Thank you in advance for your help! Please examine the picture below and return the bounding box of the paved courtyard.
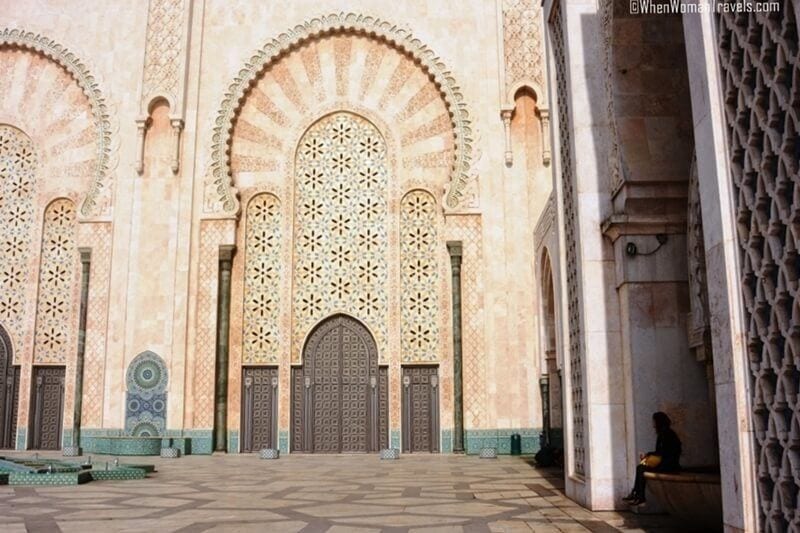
[0,452,682,532]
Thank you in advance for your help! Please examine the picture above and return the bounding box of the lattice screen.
[292,112,388,357]
[33,199,78,364]
[400,190,439,362]
[0,126,37,359]
[550,1,586,476]
[716,3,799,529]
[243,193,282,364]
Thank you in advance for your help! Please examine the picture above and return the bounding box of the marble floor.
[0,452,682,532]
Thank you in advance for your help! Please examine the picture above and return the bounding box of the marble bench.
[644,467,722,531]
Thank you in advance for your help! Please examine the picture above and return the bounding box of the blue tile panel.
[15,427,26,450]
[183,429,213,454]
[441,428,453,453]
[228,430,239,454]
[390,429,400,450]
[463,428,542,455]
[278,430,289,454]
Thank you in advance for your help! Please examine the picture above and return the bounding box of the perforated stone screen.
[716,3,799,529]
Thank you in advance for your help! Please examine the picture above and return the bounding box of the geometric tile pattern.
[0,125,37,362]
[0,452,682,532]
[550,1,586,477]
[502,0,544,90]
[194,220,228,428]
[125,351,168,437]
[33,199,78,364]
[243,194,282,364]
[80,222,112,428]
[292,112,388,359]
[716,3,799,529]
[400,190,439,362]
[448,216,487,429]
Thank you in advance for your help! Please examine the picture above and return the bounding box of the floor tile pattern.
[0,452,682,532]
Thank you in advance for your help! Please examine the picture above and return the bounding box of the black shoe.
[630,497,646,506]
[622,492,637,503]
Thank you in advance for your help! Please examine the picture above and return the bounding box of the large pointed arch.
[0,28,116,218]
[207,12,475,215]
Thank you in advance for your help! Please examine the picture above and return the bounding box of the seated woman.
[623,411,682,505]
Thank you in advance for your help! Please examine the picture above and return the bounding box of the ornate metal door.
[30,366,64,450]
[292,315,387,453]
[0,327,19,449]
[241,366,278,452]
[402,366,440,453]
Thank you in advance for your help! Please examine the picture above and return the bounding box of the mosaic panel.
[292,112,388,357]
[0,126,37,360]
[551,2,585,476]
[716,3,799,529]
[124,351,168,437]
[33,199,79,364]
[400,191,440,362]
[243,194,282,364]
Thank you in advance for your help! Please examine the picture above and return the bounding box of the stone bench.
[644,467,722,531]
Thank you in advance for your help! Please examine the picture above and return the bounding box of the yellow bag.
[641,454,662,468]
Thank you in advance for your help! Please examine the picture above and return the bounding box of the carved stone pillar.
[214,245,235,452]
[447,241,464,453]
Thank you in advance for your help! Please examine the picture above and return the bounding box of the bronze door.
[30,366,65,450]
[292,315,387,453]
[0,327,19,449]
[402,366,440,453]
[241,366,278,452]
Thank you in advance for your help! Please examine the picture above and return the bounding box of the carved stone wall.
[716,3,799,529]
[79,222,112,428]
[141,0,184,107]
[0,126,37,362]
[33,199,79,364]
[550,2,585,476]
[502,0,544,90]
[292,112,389,359]
[447,215,487,429]
[400,190,440,363]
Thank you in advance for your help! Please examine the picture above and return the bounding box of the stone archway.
[291,314,387,453]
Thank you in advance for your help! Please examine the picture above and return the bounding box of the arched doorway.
[291,314,387,453]
[0,326,20,449]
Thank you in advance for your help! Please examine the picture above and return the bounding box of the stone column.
[68,248,91,455]
[214,245,235,452]
[447,242,464,453]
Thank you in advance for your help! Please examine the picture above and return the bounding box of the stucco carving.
[0,29,116,218]
[208,12,475,215]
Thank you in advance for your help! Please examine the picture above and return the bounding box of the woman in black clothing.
[623,411,682,505]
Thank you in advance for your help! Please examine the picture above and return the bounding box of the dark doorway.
[30,366,65,450]
[402,366,440,453]
[241,366,278,452]
[291,314,387,453]
[0,327,19,449]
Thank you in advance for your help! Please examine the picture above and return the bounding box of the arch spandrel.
[206,13,477,216]
[0,29,117,219]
